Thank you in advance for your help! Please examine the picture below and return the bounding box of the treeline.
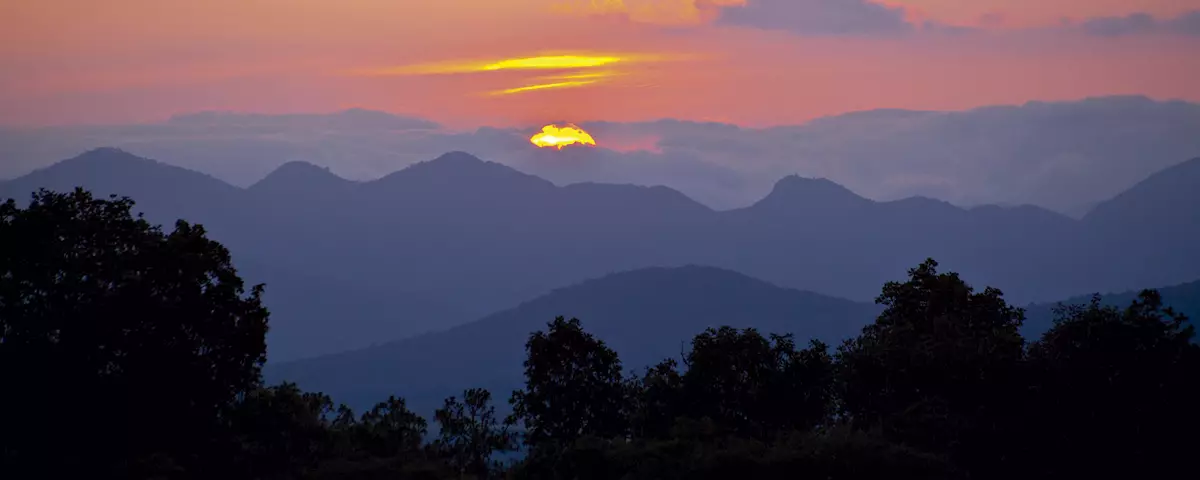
[2,189,1199,480]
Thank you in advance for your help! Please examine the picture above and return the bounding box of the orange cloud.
[552,0,747,25]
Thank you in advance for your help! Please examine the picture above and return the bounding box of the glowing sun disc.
[531,124,597,149]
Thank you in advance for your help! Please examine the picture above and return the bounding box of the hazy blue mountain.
[1084,156,1200,228]
[1079,157,1200,290]
[238,259,473,361]
[249,160,358,198]
[706,176,1082,302]
[266,265,883,413]
[6,98,1199,212]
[4,148,1199,361]
[0,147,245,224]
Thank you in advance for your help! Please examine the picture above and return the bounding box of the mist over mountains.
[3,147,1198,362]
[4,96,1199,215]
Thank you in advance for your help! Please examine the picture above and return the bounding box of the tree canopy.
[0,189,269,478]
[508,317,630,447]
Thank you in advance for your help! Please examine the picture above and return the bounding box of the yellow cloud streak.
[479,55,620,71]
[353,51,699,97]
[354,53,671,77]
[490,80,599,96]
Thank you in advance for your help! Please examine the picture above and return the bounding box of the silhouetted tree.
[1020,291,1200,479]
[0,189,269,478]
[434,388,515,479]
[228,383,341,479]
[681,327,834,439]
[355,396,428,459]
[509,317,630,447]
[836,259,1025,462]
[629,358,685,440]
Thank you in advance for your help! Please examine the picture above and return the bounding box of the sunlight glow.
[530,124,597,149]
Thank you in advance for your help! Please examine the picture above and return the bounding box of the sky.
[2,0,1199,127]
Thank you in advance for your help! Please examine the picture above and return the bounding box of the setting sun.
[530,124,597,149]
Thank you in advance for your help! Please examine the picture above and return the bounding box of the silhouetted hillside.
[266,265,882,412]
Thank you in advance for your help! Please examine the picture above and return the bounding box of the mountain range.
[6,97,1200,214]
[2,148,1198,361]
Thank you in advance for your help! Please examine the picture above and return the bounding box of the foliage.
[227,383,339,479]
[628,358,684,440]
[0,189,269,478]
[433,388,515,478]
[509,422,959,480]
[508,317,631,448]
[836,259,1026,457]
[354,396,429,459]
[680,327,834,440]
[1021,291,1200,479]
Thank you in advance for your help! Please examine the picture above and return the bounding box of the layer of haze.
[2,0,1199,126]
[3,96,1199,217]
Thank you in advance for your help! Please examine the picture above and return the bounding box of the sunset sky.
[2,0,1198,127]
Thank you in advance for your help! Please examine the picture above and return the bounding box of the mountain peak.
[371,152,555,194]
[753,175,871,211]
[250,161,353,193]
[66,147,156,166]
[772,175,857,195]
[1086,156,1200,222]
[430,151,488,167]
[36,148,206,181]
[0,148,238,214]
[381,151,495,180]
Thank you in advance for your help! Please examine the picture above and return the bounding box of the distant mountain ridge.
[3,148,1199,361]
[266,265,884,412]
[6,97,1199,213]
